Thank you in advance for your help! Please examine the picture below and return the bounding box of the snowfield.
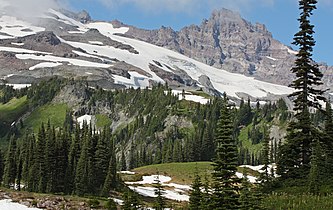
[16,54,111,68]
[0,16,45,39]
[0,199,40,210]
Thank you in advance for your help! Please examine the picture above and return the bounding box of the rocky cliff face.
[121,9,333,90]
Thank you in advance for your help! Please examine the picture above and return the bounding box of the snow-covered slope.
[0,8,294,100]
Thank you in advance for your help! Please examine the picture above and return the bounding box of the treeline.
[1,122,121,197]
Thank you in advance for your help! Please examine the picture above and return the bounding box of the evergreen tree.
[3,136,17,188]
[0,150,4,186]
[153,175,166,210]
[239,172,263,210]
[102,137,117,196]
[277,0,325,183]
[210,94,241,209]
[75,132,90,196]
[189,169,203,210]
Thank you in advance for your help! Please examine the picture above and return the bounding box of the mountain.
[119,9,333,89]
[1,7,329,101]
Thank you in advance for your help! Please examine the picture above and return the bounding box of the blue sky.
[66,0,333,65]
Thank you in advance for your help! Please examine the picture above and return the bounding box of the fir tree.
[189,169,203,210]
[3,136,17,188]
[153,174,166,210]
[210,94,241,209]
[277,0,325,183]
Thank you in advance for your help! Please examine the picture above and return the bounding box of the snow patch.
[129,186,189,202]
[165,90,210,105]
[77,114,92,129]
[6,84,31,89]
[0,199,40,210]
[112,198,124,205]
[11,42,24,46]
[29,62,62,70]
[119,171,136,175]
[16,54,111,68]
[89,41,104,45]
[236,172,258,183]
[0,46,52,54]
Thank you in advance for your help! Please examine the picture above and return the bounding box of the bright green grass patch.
[238,123,263,155]
[95,114,112,129]
[23,103,68,133]
[263,193,333,210]
[188,90,212,99]
[0,96,28,123]
[133,162,213,185]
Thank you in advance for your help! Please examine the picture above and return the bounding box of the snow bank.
[77,114,92,129]
[236,172,258,183]
[119,171,136,175]
[29,62,62,70]
[16,54,111,68]
[164,90,210,105]
[239,164,277,177]
[6,84,31,89]
[0,199,40,210]
[129,186,189,202]
[11,42,24,46]
[0,46,51,54]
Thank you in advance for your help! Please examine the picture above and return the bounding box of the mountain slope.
[0,8,297,101]
[119,8,333,90]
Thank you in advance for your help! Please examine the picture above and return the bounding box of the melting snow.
[0,46,52,54]
[77,114,92,128]
[11,42,24,46]
[29,62,62,70]
[129,186,190,202]
[89,41,104,45]
[16,54,111,68]
[0,199,40,210]
[165,90,210,105]
[236,172,258,183]
[86,22,129,35]
[119,171,136,175]
[6,84,31,89]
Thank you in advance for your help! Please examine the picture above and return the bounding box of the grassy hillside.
[0,96,28,123]
[23,103,68,133]
[96,114,112,129]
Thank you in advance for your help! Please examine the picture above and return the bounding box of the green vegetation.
[0,96,28,123]
[133,162,212,185]
[23,104,68,133]
[95,114,112,129]
[263,194,333,210]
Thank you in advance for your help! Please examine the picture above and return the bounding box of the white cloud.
[0,0,66,18]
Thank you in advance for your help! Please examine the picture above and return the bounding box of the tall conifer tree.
[210,93,241,209]
[277,0,325,182]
